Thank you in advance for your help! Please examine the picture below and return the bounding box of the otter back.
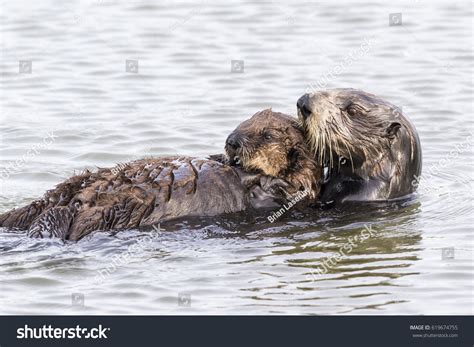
[0,157,250,241]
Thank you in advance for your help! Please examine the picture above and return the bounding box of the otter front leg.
[249,176,293,209]
[207,154,228,164]
[259,176,295,199]
[249,185,282,209]
[237,170,262,189]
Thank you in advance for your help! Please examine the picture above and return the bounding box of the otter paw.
[259,176,291,197]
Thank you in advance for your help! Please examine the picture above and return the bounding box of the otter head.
[297,88,422,200]
[225,109,322,199]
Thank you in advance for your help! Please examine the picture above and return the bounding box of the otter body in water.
[296,88,422,203]
[0,157,252,240]
[0,109,321,240]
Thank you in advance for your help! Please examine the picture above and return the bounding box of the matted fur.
[225,109,322,199]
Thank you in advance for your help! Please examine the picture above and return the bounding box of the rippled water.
[0,0,473,315]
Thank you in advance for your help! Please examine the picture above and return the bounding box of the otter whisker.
[341,138,355,172]
[318,125,323,163]
[325,127,334,170]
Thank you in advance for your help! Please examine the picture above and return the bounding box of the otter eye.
[340,157,347,165]
[347,106,358,117]
[345,103,366,117]
[263,132,272,140]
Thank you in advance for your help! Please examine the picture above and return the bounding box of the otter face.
[296,88,404,170]
[226,109,306,177]
[225,109,321,199]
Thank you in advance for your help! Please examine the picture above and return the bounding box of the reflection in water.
[0,200,423,314]
[226,201,423,313]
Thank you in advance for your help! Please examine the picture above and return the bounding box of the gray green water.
[0,0,472,314]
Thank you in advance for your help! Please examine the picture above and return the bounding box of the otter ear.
[385,122,401,139]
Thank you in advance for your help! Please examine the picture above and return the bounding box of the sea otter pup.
[225,109,321,200]
[0,109,321,240]
[296,88,422,203]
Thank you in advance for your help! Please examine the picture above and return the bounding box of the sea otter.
[296,88,422,203]
[0,109,321,240]
[225,109,322,201]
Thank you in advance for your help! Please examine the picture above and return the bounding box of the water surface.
[0,0,472,314]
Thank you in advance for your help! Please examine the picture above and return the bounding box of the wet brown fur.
[0,109,322,240]
[297,88,422,201]
[225,109,323,200]
[0,157,253,240]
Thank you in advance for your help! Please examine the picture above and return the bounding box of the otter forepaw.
[259,176,292,197]
[208,154,228,164]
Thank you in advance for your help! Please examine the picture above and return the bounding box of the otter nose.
[297,94,312,120]
[226,133,240,149]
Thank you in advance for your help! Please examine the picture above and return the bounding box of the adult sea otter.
[296,88,422,203]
